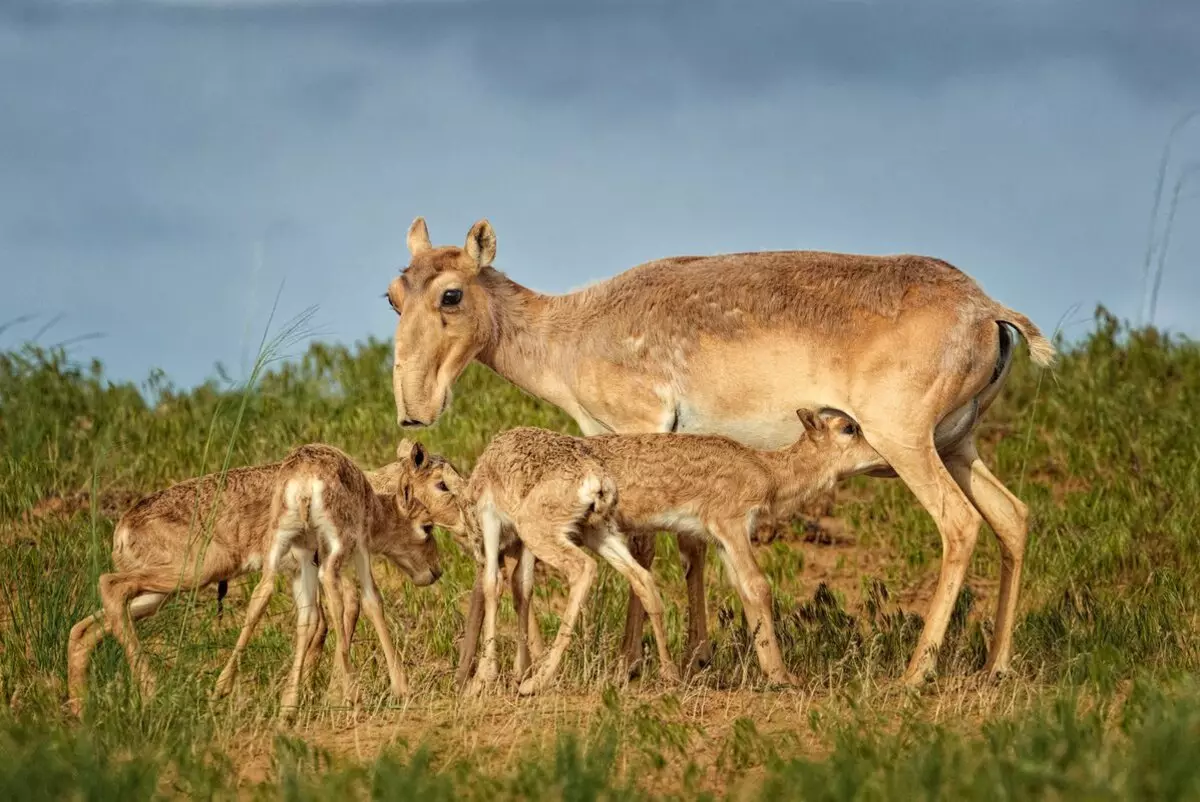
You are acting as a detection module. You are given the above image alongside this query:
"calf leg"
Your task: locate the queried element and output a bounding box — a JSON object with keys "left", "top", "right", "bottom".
{"left": 318, "top": 542, "right": 356, "bottom": 705}
{"left": 619, "top": 532, "right": 655, "bottom": 677}
{"left": 354, "top": 548, "right": 407, "bottom": 698}
{"left": 464, "top": 507, "right": 504, "bottom": 696}
{"left": 711, "top": 519, "right": 792, "bottom": 684}
{"left": 679, "top": 536, "right": 712, "bottom": 671}
{"left": 281, "top": 549, "right": 320, "bottom": 714}
{"left": 517, "top": 527, "right": 598, "bottom": 696}
{"left": 512, "top": 545, "right": 538, "bottom": 681}
{"left": 215, "top": 536, "right": 291, "bottom": 698}
{"left": 590, "top": 524, "right": 679, "bottom": 684}
{"left": 69, "top": 590, "right": 167, "bottom": 713}
{"left": 456, "top": 570, "right": 485, "bottom": 690}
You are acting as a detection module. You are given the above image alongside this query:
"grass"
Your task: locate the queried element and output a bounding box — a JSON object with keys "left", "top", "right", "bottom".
{"left": 1, "top": 304, "right": 1199, "bottom": 799}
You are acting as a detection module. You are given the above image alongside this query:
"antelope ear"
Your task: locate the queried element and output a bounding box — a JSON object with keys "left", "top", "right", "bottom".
{"left": 796, "top": 408, "right": 821, "bottom": 435}
{"left": 407, "top": 216, "right": 432, "bottom": 256}
{"left": 464, "top": 219, "right": 496, "bottom": 269}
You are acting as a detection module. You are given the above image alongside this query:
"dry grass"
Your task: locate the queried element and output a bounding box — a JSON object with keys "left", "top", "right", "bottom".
{"left": 3, "top": 306, "right": 1200, "bottom": 799}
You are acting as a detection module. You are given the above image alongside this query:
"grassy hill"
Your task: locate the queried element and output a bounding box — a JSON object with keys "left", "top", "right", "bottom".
{"left": 2, "top": 305, "right": 1199, "bottom": 800}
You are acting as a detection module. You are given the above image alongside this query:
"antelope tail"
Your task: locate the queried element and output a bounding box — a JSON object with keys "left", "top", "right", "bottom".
{"left": 993, "top": 305, "right": 1056, "bottom": 367}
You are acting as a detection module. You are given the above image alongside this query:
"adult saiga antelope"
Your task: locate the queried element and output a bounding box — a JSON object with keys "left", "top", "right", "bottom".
{"left": 387, "top": 217, "right": 1054, "bottom": 686}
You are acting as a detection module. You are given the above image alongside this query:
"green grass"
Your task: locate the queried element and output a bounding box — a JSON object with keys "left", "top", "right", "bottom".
{"left": 1, "top": 305, "right": 1199, "bottom": 799}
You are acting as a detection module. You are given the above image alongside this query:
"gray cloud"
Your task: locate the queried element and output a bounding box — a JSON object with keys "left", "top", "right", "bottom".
{"left": 1, "top": 0, "right": 1197, "bottom": 387}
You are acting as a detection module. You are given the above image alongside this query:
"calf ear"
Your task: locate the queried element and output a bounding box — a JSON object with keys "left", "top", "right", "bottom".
{"left": 407, "top": 216, "right": 432, "bottom": 256}
{"left": 396, "top": 476, "right": 414, "bottom": 512}
{"left": 397, "top": 439, "right": 428, "bottom": 470}
{"left": 795, "top": 408, "right": 822, "bottom": 436}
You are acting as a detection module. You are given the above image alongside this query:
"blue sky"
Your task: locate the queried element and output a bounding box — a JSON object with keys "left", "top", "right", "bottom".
{"left": 2, "top": 0, "right": 1198, "bottom": 389}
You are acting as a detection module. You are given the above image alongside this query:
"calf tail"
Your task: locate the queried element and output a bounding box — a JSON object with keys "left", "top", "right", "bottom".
{"left": 577, "top": 472, "right": 618, "bottom": 522}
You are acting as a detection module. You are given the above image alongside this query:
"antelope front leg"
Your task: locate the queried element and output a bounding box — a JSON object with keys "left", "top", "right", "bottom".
{"left": 871, "top": 430, "right": 983, "bottom": 686}
{"left": 353, "top": 549, "right": 408, "bottom": 699}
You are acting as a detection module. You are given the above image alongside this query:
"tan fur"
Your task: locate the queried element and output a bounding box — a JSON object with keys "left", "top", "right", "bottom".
{"left": 66, "top": 444, "right": 441, "bottom": 717}
{"left": 389, "top": 218, "right": 1056, "bottom": 686}
{"left": 454, "top": 427, "right": 679, "bottom": 697}
{"left": 293, "top": 446, "right": 469, "bottom": 682}
{"left": 455, "top": 411, "right": 879, "bottom": 685}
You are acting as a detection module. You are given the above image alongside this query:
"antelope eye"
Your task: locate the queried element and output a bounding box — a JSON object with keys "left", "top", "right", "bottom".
{"left": 440, "top": 288, "right": 463, "bottom": 307}
{"left": 842, "top": 423, "right": 857, "bottom": 436}
{"left": 422, "top": 523, "right": 434, "bottom": 537}
{"left": 435, "top": 481, "right": 449, "bottom": 492}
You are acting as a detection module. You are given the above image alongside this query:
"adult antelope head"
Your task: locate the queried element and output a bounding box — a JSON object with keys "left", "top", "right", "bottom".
{"left": 388, "top": 217, "right": 497, "bottom": 428}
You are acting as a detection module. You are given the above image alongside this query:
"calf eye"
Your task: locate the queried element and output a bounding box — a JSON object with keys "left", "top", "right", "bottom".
{"left": 440, "top": 288, "right": 463, "bottom": 307}
{"left": 435, "top": 481, "right": 449, "bottom": 492}
{"left": 422, "top": 523, "right": 434, "bottom": 537}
